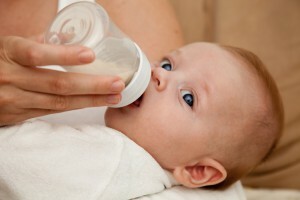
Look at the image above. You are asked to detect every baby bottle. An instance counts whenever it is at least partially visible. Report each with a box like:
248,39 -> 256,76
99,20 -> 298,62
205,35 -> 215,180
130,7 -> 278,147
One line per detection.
44,2 -> 151,107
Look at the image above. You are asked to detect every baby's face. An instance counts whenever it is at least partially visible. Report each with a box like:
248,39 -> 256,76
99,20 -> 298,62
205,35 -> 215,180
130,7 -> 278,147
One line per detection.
105,43 -> 256,169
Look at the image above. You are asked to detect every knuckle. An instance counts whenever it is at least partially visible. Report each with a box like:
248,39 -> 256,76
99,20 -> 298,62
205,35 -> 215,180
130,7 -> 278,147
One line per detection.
52,95 -> 69,110
1,36 -> 14,49
50,77 -> 72,95
0,37 -> 15,63
0,40 -> 15,84
0,49 -> 8,63
26,45 -> 42,66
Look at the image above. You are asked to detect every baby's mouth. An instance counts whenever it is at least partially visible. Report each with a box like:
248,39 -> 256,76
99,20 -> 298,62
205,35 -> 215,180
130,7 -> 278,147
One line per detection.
132,94 -> 144,107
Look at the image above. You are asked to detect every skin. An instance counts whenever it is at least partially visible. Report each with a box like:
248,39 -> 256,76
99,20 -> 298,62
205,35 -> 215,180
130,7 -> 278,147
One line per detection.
0,0 -> 184,125
105,43 -> 265,186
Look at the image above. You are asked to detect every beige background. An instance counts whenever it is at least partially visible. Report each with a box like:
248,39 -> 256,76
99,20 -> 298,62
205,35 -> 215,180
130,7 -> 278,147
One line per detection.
170,0 -> 300,190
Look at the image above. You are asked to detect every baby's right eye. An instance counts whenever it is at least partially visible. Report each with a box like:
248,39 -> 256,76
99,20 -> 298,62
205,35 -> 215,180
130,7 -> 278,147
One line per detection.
180,90 -> 194,107
160,60 -> 172,71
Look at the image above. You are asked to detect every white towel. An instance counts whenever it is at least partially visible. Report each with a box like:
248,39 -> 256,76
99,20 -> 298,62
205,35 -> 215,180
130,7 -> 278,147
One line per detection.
0,120 -> 173,200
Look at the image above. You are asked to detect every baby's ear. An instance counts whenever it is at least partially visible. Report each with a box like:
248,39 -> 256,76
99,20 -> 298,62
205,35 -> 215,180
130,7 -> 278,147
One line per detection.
172,158 -> 227,188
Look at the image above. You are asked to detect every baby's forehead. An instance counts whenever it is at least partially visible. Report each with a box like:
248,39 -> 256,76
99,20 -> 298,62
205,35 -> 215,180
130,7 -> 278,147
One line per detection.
175,43 -> 245,73
174,43 -> 241,67
178,42 -> 223,54
171,43 -> 261,96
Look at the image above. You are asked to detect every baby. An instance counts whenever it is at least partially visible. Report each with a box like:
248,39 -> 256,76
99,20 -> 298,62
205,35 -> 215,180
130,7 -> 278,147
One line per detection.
0,42 -> 283,199
105,42 -> 284,188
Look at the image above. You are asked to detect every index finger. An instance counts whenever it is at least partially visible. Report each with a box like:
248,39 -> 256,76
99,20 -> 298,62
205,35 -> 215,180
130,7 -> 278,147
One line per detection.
5,36 -> 95,67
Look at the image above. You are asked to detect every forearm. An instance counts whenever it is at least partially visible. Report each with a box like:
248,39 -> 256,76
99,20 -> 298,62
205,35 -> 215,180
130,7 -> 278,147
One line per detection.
97,0 -> 185,62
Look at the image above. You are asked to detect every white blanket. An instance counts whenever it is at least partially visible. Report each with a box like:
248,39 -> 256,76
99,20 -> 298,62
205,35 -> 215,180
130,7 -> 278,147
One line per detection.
138,182 -> 246,200
0,120 -> 174,200
40,108 -> 247,200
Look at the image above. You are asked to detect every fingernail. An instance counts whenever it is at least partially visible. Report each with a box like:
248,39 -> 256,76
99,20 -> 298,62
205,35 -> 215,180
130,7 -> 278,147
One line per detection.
111,80 -> 125,92
78,50 -> 94,63
106,94 -> 121,104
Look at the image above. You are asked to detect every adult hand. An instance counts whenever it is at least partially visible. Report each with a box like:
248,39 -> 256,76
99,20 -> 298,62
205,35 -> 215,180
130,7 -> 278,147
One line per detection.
0,36 -> 125,126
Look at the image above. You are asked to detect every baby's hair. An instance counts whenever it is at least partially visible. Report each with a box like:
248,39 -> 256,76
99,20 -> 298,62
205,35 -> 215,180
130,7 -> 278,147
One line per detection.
212,45 -> 284,189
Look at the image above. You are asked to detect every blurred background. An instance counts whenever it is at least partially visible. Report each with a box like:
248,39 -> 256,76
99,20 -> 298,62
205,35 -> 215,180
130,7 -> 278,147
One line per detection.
170,0 -> 300,193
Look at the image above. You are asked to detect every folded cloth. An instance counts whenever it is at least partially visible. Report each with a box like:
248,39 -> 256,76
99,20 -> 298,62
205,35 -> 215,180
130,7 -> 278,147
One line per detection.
0,120 -> 173,200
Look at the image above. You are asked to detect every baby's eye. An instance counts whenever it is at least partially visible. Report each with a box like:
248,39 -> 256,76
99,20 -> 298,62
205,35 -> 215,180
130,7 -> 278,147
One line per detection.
160,60 -> 172,71
181,90 -> 194,107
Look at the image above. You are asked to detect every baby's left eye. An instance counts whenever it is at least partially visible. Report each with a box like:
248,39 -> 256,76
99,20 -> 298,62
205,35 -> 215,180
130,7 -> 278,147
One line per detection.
181,90 -> 194,107
160,60 -> 172,71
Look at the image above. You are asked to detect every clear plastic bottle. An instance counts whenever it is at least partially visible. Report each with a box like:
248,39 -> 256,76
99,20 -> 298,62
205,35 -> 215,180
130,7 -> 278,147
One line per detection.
44,2 -> 151,107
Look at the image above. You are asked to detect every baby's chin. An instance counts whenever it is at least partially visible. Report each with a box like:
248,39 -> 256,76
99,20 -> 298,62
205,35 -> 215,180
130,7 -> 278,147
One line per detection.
104,108 -> 127,134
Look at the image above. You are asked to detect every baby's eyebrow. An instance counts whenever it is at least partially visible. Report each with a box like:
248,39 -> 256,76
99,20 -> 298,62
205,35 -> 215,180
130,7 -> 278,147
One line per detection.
167,49 -> 182,66
173,49 -> 182,56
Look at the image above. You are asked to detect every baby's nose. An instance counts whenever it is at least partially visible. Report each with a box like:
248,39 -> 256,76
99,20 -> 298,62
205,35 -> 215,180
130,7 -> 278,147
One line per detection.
151,67 -> 168,91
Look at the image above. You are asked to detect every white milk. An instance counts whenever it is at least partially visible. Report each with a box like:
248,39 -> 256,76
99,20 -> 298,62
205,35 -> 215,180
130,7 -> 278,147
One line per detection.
64,59 -> 135,85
